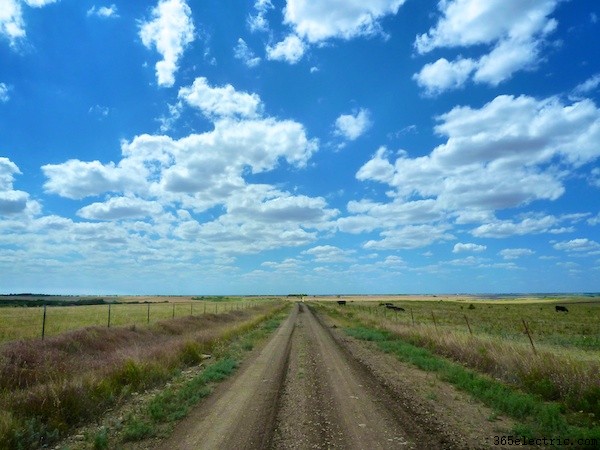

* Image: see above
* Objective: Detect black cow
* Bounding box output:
[386,305,405,312]
[555,305,568,312]
[337,300,347,305]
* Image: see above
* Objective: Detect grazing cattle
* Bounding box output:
[555,305,569,312]
[386,305,405,312]
[337,300,347,305]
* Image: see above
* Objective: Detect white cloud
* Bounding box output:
[363,224,454,250]
[415,0,558,53]
[413,57,476,96]
[87,4,119,18]
[499,248,535,259]
[302,245,354,263]
[248,0,273,33]
[0,0,61,48]
[42,159,146,199]
[0,157,39,215]
[472,215,561,238]
[0,83,10,102]
[178,77,262,119]
[334,108,372,141]
[572,73,600,97]
[266,34,305,64]
[453,243,486,253]
[1,0,27,48]
[284,0,406,43]
[234,38,261,68]
[414,0,560,92]
[139,0,195,87]
[349,94,600,249]
[553,238,600,254]
[77,197,163,220]
[22,0,58,6]
[39,79,331,256]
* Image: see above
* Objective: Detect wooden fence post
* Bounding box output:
[522,319,537,355]
[431,311,438,331]
[147,303,150,324]
[464,314,472,335]
[108,304,111,328]
[41,305,47,340]
[172,303,175,318]
[204,303,207,314]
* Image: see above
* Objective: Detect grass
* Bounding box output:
[0,301,288,450]
[344,325,600,444]
[316,301,600,445]
[0,300,260,343]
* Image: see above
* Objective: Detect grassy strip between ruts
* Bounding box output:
[71,309,290,449]
[341,324,600,448]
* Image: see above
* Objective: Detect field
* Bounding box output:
[0,295,279,343]
[1,294,598,449]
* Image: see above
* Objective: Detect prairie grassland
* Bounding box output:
[316,298,600,425]
[0,301,288,449]
[0,300,259,343]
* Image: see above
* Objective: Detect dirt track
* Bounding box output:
[155,304,512,449]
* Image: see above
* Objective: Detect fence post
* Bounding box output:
[522,319,537,356]
[215,303,218,314]
[464,314,472,335]
[431,311,438,331]
[108,304,111,328]
[147,303,150,324]
[41,305,47,340]
[204,303,206,314]
[190,302,193,316]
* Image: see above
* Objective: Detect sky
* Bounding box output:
[0,0,599,295]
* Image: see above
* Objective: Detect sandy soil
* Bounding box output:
[151,303,520,449]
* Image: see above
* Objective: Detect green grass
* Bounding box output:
[344,324,600,445]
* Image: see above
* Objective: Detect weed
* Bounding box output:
[93,427,109,450]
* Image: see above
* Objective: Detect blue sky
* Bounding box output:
[0,0,599,295]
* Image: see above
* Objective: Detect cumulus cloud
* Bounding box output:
[413,0,560,92]
[302,245,354,263]
[178,77,262,119]
[499,248,535,259]
[266,34,305,64]
[1,0,60,48]
[0,157,39,215]
[453,243,486,253]
[413,57,476,96]
[42,159,147,200]
[363,224,455,250]
[347,94,600,248]
[553,238,600,254]
[139,0,195,87]
[87,4,119,18]
[334,108,372,141]
[284,0,406,43]
[234,38,261,68]
[77,197,163,220]
[40,78,331,255]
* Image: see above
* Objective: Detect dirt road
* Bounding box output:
[155,304,511,449]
